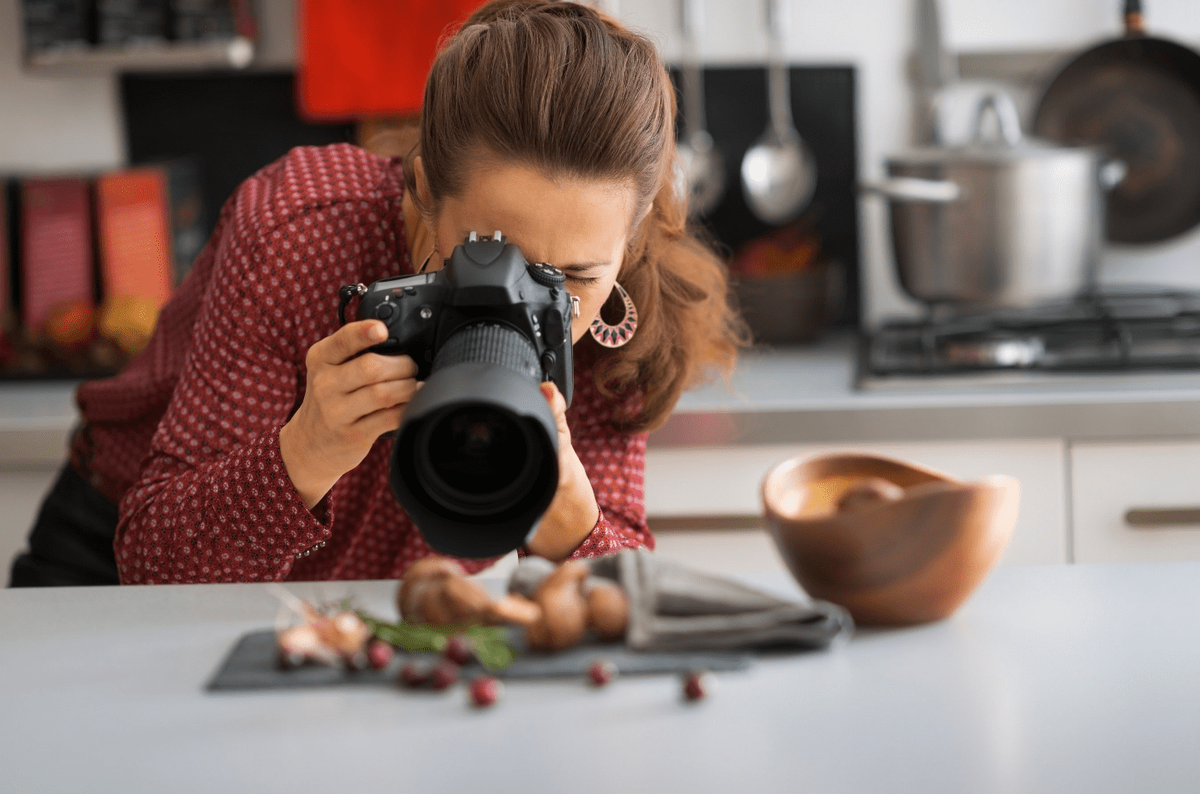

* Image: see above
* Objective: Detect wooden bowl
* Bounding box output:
[761,453,1019,626]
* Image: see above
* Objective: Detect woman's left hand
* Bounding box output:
[524,382,600,561]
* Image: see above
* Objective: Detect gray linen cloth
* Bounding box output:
[508,548,853,653]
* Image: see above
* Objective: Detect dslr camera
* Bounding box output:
[339,232,578,558]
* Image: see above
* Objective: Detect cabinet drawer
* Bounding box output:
[646,439,1067,565]
[1071,441,1200,563]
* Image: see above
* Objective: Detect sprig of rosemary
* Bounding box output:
[355,612,515,671]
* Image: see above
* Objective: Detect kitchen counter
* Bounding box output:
[6,333,1200,466]
[0,378,82,466]
[653,333,1200,447]
[2,562,1198,793]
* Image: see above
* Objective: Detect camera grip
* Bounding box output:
[338,283,367,325]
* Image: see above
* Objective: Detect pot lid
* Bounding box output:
[888,90,1102,166]
[890,137,1100,166]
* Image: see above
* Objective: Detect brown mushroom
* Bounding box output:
[525,560,590,652]
[398,557,626,653]
[483,593,543,628]
[398,557,493,626]
[584,579,630,641]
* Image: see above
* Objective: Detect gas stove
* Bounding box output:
[858,288,1200,391]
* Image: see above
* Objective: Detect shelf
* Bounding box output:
[24,36,255,76]
[953,43,1200,88]
[955,48,1070,87]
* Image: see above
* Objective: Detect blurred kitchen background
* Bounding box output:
[7,1,1200,347]
[5,0,1200,576]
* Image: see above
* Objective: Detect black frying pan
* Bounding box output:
[1033,0,1200,244]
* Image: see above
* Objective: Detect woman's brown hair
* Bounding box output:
[403,0,746,431]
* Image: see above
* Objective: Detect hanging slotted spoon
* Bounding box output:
[674,0,725,217]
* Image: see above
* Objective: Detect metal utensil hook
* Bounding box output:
[675,0,725,217]
[765,0,794,140]
[679,0,707,138]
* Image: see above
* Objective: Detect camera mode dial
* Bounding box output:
[527,261,566,288]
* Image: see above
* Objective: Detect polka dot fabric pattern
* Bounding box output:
[74,144,654,584]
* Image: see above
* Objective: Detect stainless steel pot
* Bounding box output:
[869,92,1121,309]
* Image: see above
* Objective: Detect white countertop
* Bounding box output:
[653,333,1200,446]
[679,334,1200,411]
[6,333,1200,465]
[0,379,82,466]
[2,563,1198,793]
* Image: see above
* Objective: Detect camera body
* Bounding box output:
[341,232,578,559]
[351,232,575,406]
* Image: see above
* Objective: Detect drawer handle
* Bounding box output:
[1124,507,1200,528]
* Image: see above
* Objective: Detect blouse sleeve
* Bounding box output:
[565,410,655,560]
[114,180,395,584]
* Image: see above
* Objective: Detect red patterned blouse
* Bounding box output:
[74,144,654,584]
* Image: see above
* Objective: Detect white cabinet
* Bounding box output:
[646,439,1068,565]
[1070,440,1200,563]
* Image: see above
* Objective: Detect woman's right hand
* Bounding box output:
[280,319,421,509]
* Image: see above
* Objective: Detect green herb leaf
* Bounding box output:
[465,625,514,669]
[356,611,515,671]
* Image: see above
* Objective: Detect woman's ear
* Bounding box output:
[413,156,433,207]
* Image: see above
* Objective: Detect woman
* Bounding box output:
[9,0,744,586]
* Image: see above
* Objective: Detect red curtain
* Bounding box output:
[297,0,487,120]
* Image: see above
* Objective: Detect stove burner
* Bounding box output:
[864,288,1200,378]
[943,335,1045,367]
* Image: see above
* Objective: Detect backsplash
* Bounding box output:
[676,65,860,326]
[126,66,861,326]
[122,71,356,246]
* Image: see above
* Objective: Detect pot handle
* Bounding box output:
[1123,0,1145,37]
[970,91,1023,147]
[861,177,962,203]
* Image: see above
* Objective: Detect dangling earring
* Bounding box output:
[417,246,438,274]
[589,282,638,348]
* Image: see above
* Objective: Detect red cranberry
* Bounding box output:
[443,634,475,666]
[587,659,618,687]
[469,675,504,708]
[397,659,429,688]
[367,640,394,671]
[430,660,460,691]
[682,670,715,702]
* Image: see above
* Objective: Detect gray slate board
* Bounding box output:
[207,630,753,691]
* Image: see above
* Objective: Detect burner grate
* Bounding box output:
[865,289,1200,377]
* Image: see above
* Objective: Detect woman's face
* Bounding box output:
[426,162,638,345]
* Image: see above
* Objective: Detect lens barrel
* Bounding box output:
[390,322,560,558]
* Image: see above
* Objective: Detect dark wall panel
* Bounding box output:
[121,71,356,243]
[122,66,858,324]
[675,65,859,325]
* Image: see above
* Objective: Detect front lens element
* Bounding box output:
[426,406,529,499]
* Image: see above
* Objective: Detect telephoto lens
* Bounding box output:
[385,234,573,558]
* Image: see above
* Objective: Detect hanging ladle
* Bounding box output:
[674,0,725,217]
[741,0,817,225]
